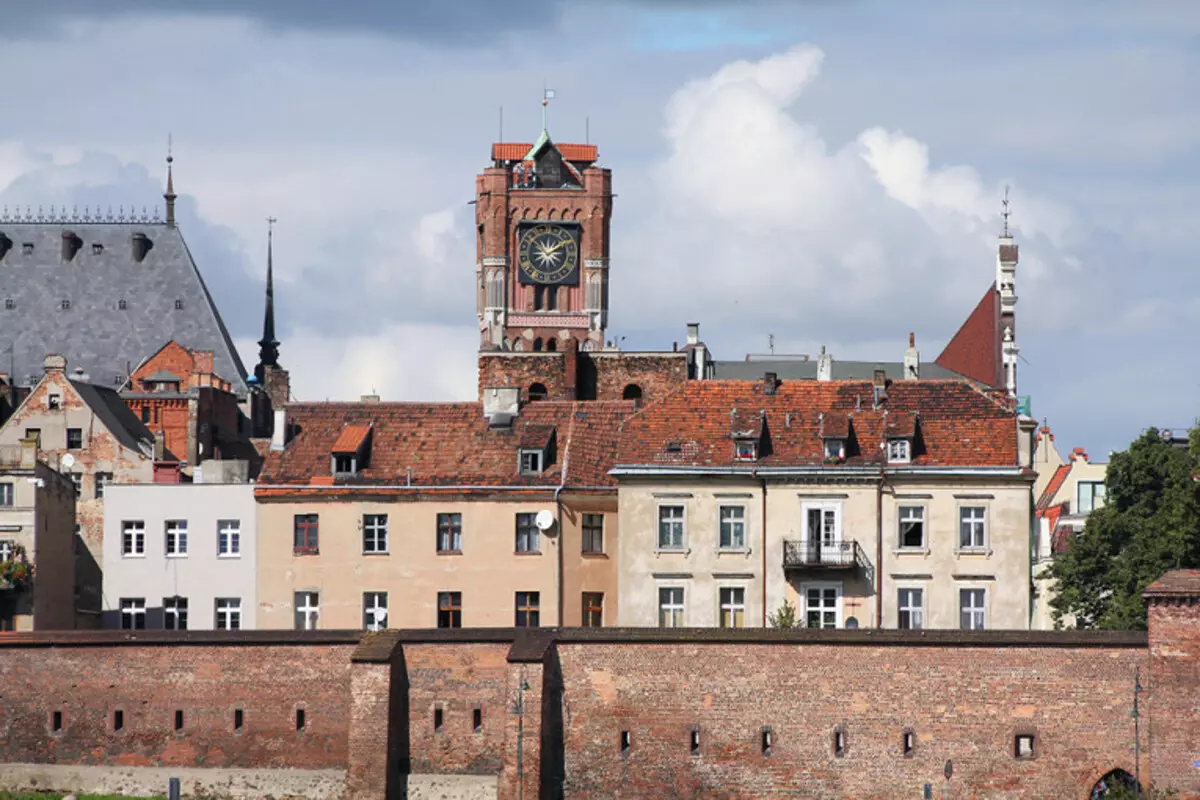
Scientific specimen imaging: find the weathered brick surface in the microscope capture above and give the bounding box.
[0,637,355,769]
[555,640,1149,800]
[1148,598,1200,798]
[590,352,688,403]
[479,353,569,403]
[478,351,687,404]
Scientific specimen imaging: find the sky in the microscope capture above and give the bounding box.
[1,0,1198,458]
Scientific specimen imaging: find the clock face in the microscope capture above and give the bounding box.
[517,223,580,285]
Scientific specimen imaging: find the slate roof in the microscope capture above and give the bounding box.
[614,380,1019,469]
[713,359,964,382]
[0,222,248,395]
[934,286,1001,387]
[69,379,159,457]
[257,400,635,494]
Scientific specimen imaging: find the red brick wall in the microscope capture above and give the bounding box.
[554,637,1149,800]
[479,353,568,402]
[1149,598,1200,798]
[591,353,688,403]
[0,633,358,769]
[479,351,688,404]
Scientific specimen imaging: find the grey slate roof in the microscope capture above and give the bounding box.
[713,359,966,381]
[69,379,167,458]
[0,222,248,396]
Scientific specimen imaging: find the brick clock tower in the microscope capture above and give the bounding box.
[475,127,612,352]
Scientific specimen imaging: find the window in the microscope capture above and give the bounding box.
[690,727,700,755]
[527,382,548,401]
[719,505,745,550]
[296,709,306,731]
[165,520,188,557]
[582,592,604,627]
[120,598,146,630]
[1014,733,1036,760]
[294,591,320,630]
[69,473,81,498]
[293,514,319,554]
[215,598,242,630]
[174,299,184,310]
[333,454,356,476]
[803,583,841,629]
[66,428,83,449]
[175,710,184,731]
[437,513,462,553]
[959,506,987,550]
[0,540,13,561]
[61,299,71,311]
[581,513,604,554]
[824,439,845,460]
[804,504,841,560]
[24,428,40,446]
[140,406,150,423]
[438,591,462,628]
[473,707,482,732]
[519,449,544,474]
[515,591,540,627]
[959,588,986,630]
[719,587,745,628]
[515,513,540,553]
[734,440,757,461]
[119,299,127,310]
[658,587,685,627]
[363,592,388,631]
[658,505,685,550]
[163,596,188,630]
[762,727,773,756]
[620,730,632,756]
[0,483,12,507]
[3,298,11,310]
[234,709,244,731]
[898,506,925,549]
[114,710,124,732]
[121,520,145,556]
[833,728,846,757]
[94,472,111,499]
[48,393,61,410]
[52,711,63,731]
[434,707,444,732]
[898,588,924,630]
[217,520,241,557]
[1077,481,1107,514]
[887,438,911,463]
[362,514,388,554]
[903,729,915,757]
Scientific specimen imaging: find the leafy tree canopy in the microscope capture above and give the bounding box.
[1049,427,1200,629]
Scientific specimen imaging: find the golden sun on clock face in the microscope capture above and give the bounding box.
[517,223,579,284]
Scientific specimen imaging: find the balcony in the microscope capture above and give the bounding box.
[783,540,870,572]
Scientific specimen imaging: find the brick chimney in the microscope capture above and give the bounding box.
[817,346,833,381]
[193,350,215,376]
[763,372,778,396]
[904,333,919,380]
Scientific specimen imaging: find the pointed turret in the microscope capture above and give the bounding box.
[163,136,177,228]
[255,218,280,380]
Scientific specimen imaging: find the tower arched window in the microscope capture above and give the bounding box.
[547,338,557,352]
[622,384,643,401]
[533,338,543,352]
[528,383,548,402]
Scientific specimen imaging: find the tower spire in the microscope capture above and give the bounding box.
[541,87,556,132]
[1000,185,1011,238]
[256,217,280,378]
[164,134,177,228]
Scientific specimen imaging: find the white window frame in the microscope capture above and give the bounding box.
[0,482,14,507]
[823,439,845,460]
[164,520,188,557]
[1077,481,1106,514]
[897,586,924,630]
[163,596,188,630]
[119,597,146,630]
[121,520,145,558]
[734,439,757,461]
[958,506,988,552]
[800,502,842,549]
[0,539,13,561]
[362,513,389,554]
[897,505,926,550]
[518,449,544,475]
[217,520,241,558]
[718,505,746,551]
[363,591,388,632]
[658,585,685,627]
[887,438,912,463]
[657,505,687,552]
[215,598,242,630]
[295,591,320,631]
[800,581,843,629]
[718,586,746,629]
[959,587,987,630]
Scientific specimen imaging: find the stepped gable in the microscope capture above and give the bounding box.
[0,218,247,395]
[615,379,1017,469]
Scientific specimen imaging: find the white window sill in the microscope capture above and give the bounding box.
[217,553,242,559]
[362,551,390,556]
[717,547,751,555]
[894,547,929,556]
[165,553,188,559]
[956,547,992,557]
[655,547,690,556]
[122,553,146,559]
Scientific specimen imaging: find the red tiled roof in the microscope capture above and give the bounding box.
[1144,570,1200,598]
[258,401,633,494]
[935,286,1001,387]
[1036,464,1072,513]
[615,380,1017,468]
[332,424,372,454]
[491,142,598,163]
[820,413,850,439]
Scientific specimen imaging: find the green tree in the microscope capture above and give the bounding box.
[768,599,801,629]
[1050,427,1200,629]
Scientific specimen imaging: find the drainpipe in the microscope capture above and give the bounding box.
[761,476,768,627]
[876,467,885,629]
[554,484,565,627]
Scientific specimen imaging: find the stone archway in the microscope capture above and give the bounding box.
[1090,769,1138,798]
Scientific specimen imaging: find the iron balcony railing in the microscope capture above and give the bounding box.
[782,540,869,570]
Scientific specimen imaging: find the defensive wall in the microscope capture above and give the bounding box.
[0,576,1196,800]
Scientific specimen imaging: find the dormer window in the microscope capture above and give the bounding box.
[47,393,61,410]
[824,439,845,460]
[519,449,544,475]
[734,440,758,461]
[331,423,373,478]
[888,438,911,463]
[333,454,357,476]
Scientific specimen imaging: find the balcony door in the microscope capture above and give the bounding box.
[802,502,841,564]
[801,581,843,629]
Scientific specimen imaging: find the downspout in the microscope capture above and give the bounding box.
[760,475,768,627]
[555,411,577,627]
[876,466,885,629]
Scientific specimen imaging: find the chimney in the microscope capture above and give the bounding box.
[563,338,578,400]
[904,332,920,380]
[873,368,887,388]
[763,372,778,396]
[153,461,183,484]
[18,434,37,469]
[872,368,888,409]
[43,354,67,375]
[193,350,215,375]
[72,366,89,383]
[61,231,82,262]
[131,233,153,263]
[271,409,287,451]
[686,323,700,346]
[482,387,520,428]
[816,346,833,381]
[360,393,381,403]
[153,430,166,461]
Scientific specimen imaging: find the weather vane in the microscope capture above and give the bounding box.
[1001,185,1012,237]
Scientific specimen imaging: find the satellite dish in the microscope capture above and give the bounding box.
[61,453,76,469]
[534,509,555,531]
[373,608,388,624]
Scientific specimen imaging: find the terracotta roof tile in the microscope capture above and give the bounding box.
[332,424,372,454]
[886,412,918,439]
[820,413,850,439]
[935,286,1001,387]
[615,380,1017,469]
[491,142,598,163]
[1036,464,1073,512]
[258,401,633,494]
[1144,570,1200,598]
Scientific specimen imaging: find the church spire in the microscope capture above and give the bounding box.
[164,134,177,227]
[256,217,280,378]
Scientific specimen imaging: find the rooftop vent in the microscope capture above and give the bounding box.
[0,234,11,260]
[483,387,520,429]
[61,231,83,262]
[131,232,153,263]
[763,372,778,396]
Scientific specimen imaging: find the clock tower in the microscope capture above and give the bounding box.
[476,127,612,352]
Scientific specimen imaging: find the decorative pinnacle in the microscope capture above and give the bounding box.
[1001,185,1011,238]
[164,133,177,227]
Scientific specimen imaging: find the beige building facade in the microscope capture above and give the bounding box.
[0,438,77,630]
